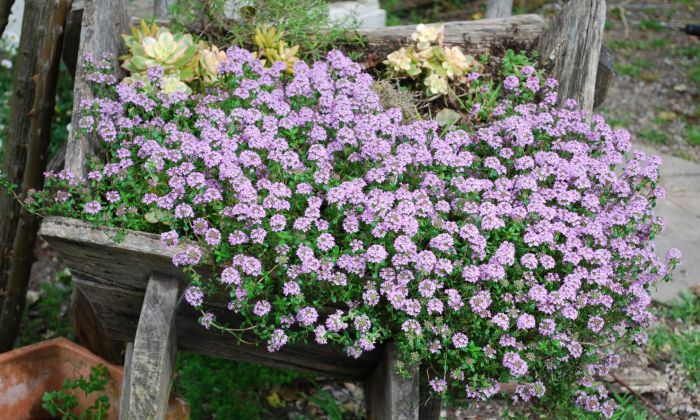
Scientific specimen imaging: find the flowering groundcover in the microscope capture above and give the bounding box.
[30,48,681,416]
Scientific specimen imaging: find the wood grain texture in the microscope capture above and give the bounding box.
[40,217,382,379]
[486,0,513,18]
[594,46,614,109]
[536,0,606,115]
[0,0,71,351]
[365,342,419,420]
[64,0,130,178]
[358,14,545,58]
[126,274,179,420]
[119,342,134,419]
[61,8,83,79]
[70,286,125,364]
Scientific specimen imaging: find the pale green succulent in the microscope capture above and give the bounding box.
[120,20,228,94]
[198,44,227,84]
[122,29,199,81]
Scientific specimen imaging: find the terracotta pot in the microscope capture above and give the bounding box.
[0,337,188,419]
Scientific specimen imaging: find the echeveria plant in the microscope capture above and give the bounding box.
[33,48,679,417]
[385,24,483,96]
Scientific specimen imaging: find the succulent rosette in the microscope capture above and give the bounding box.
[37,49,679,417]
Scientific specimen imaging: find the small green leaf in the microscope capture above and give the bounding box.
[435,108,461,128]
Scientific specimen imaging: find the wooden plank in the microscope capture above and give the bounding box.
[124,274,179,420]
[365,342,419,420]
[536,0,606,115]
[486,0,513,18]
[62,8,83,79]
[70,286,125,364]
[64,0,130,178]
[40,217,383,378]
[39,217,186,291]
[594,46,614,109]
[119,342,134,417]
[73,276,382,379]
[358,15,545,58]
[0,0,72,351]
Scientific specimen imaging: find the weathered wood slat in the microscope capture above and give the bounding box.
[358,14,545,58]
[39,217,186,291]
[39,217,382,379]
[536,0,606,115]
[119,342,134,418]
[72,276,382,380]
[125,274,179,420]
[0,0,71,351]
[65,0,130,178]
[366,342,419,420]
[70,286,125,364]
[594,46,614,109]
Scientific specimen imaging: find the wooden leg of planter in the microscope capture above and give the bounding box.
[70,284,125,364]
[119,274,179,420]
[365,342,419,420]
[119,342,134,416]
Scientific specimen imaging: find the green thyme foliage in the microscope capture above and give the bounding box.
[42,364,111,420]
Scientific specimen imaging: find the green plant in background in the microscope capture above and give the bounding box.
[170,0,359,62]
[16,268,74,347]
[648,292,700,384]
[174,352,304,419]
[42,364,111,420]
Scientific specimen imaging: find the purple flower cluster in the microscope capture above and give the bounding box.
[50,49,680,414]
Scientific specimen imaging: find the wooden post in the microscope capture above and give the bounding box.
[594,46,614,109]
[0,0,71,351]
[486,0,512,18]
[359,15,545,58]
[121,274,179,420]
[65,0,129,179]
[536,0,606,115]
[365,342,419,420]
[120,342,134,416]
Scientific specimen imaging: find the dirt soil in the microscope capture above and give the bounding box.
[600,0,700,161]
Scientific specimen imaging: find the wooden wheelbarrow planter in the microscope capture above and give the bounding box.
[47,0,611,418]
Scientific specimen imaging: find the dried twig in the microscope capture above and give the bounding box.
[609,372,670,420]
[619,5,630,39]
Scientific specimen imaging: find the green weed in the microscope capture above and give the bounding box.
[639,19,664,31]
[174,352,306,419]
[16,269,74,348]
[639,129,670,144]
[685,124,700,146]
